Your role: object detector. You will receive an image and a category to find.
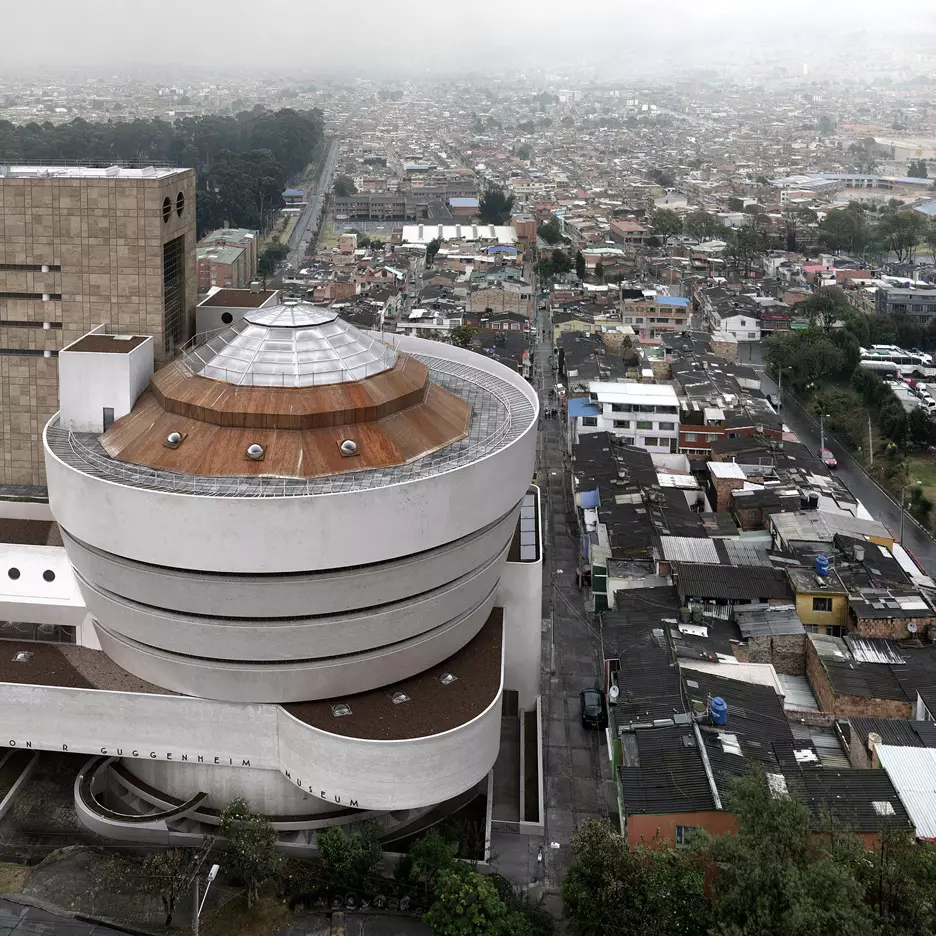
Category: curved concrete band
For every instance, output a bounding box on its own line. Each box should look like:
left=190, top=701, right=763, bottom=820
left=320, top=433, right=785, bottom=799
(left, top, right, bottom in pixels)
left=75, top=541, right=509, bottom=661
left=92, top=586, right=497, bottom=703
left=60, top=503, right=519, bottom=618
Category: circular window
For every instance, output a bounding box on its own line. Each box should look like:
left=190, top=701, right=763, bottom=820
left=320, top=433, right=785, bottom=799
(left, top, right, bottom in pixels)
left=176, top=191, right=185, bottom=217
left=43, top=570, right=55, bottom=583
left=162, top=197, right=172, bottom=223
left=7, top=568, right=19, bottom=580
left=221, top=312, right=234, bottom=325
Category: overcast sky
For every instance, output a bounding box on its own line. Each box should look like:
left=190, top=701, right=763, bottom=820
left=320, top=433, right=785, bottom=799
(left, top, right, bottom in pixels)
left=2, top=0, right=935, bottom=74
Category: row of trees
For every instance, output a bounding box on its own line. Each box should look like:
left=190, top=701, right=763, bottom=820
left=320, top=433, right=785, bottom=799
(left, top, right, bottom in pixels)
left=650, top=200, right=936, bottom=264
left=563, top=770, right=936, bottom=936
left=0, top=109, right=325, bottom=237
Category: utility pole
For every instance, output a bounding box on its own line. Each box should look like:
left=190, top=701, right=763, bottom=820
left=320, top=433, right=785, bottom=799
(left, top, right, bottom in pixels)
left=868, top=413, right=873, bottom=468
left=820, top=412, right=826, bottom=455
left=192, top=876, right=199, bottom=936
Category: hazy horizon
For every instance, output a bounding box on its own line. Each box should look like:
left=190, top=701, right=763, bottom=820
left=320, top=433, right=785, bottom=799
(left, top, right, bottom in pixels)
left=3, top=0, right=936, bottom=77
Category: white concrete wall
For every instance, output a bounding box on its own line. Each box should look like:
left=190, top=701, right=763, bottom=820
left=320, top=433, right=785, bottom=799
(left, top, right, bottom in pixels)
left=0, top=502, right=53, bottom=522
left=45, top=333, right=537, bottom=574
left=0, top=683, right=278, bottom=769
left=495, top=488, right=543, bottom=710
left=75, top=544, right=506, bottom=661
left=58, top=337, right=154, bottom=433
left=60, top=505, right=518, bottom=619
left=129, top=760, right=334, bottom=815
left=46, top=412, right=535, bottom=576
left=0, top=620, right=505, bottom=815
left=92, top=588, right=496, bottom=702
left=275, top=634, right=504, bottom=811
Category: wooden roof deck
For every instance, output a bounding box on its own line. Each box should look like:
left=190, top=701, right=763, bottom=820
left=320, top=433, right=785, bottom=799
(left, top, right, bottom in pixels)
left=151, top=354, right=430, bottom=430
left=102, top=379, right=471, bottom=480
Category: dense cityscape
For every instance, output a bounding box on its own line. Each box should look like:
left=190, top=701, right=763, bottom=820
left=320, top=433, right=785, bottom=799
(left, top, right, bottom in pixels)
left=6, top=8, right=936, bottom=935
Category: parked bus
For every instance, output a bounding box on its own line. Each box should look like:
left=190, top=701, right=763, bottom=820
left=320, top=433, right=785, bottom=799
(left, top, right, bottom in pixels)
left=859, top=348, right=936, bottom=378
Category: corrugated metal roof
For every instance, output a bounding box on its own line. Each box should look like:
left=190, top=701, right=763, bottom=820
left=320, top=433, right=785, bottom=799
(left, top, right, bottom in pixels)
left=778, top=674, right=819, bottom=712
left=846, top=636, right=906, bottom=666
left=876, top=745, right=936, bottom=839
left=658, top=536, right=719, bottom=564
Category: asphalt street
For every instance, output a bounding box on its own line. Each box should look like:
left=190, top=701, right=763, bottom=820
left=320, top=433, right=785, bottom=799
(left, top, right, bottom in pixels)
left=0, top=898, right=125, bottom=936
left=534, top=305, right=617, bottom=893
left=744, top=341, right=936, bottom=573
left=288, top=138, right=339, bottom=269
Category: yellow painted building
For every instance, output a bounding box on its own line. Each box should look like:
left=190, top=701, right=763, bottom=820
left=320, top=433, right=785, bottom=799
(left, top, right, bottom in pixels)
left=787, top=567, right=849, bottom=634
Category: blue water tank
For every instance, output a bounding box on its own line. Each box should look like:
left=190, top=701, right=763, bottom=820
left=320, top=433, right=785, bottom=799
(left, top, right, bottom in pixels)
left=710, top=696, right=728, bottom=726
left=816, top=554, right=830, bottom=577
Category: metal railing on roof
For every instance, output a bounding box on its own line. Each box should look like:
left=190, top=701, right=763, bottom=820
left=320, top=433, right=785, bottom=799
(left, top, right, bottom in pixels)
left=48, top=353, right=532, bottom=498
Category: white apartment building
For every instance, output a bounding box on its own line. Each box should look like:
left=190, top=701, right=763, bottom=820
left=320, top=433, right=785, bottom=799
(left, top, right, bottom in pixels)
left=574, top=381, right=680, bottom=454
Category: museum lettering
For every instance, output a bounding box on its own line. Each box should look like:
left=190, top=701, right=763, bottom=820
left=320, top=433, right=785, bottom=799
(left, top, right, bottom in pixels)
left=5, top=739, right=251, bottom=767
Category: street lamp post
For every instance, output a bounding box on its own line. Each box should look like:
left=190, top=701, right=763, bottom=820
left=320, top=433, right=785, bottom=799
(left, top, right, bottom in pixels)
left=776, top=365, right=791, bottom=413
left=819, top=412, right=830, bottom=456
left=192, top=864, right=220, bottom=936
left=900, top=480, right=922, bottom=545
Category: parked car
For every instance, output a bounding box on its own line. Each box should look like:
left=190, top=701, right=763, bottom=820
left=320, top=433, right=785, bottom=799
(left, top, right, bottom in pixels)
left=580, top=688, right=608, bottom=730
left=820, top=448, right=837, bottom=469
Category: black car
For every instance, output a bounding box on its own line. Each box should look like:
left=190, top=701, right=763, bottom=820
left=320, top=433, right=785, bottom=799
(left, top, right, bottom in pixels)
left=580, top=688, right=608, bottom=730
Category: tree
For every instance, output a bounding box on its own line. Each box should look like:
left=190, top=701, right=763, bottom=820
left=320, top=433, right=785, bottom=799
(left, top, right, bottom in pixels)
left=563, top=818, right=709, bottom=936
left=424, top=866, right=532, bottom=936
left=478, top=188, right=515, bottom=225
left=925, top=224, right=936, bottom=263
left=316, top=820, right=382, bottom=889
left=396, top=828, right=456, bottom=894
left=699, top=771, right=876, bottom=936
left=908, top=158, right=929, bottom=179
left=650, top=208, right=683, bottom=248
left=218, top=798, right=282, bottom=907
left=140, top=843, right=214, bottom=928
left=849, top=137, right=881, bottom=175
left=818, top=114, right=835, bottom=136
left=575, top=251, right=586, bottom=280
left=257, top=237, right=289, bottom=276
left=723, top=225, right=764, bottom=277
left=648, top=168, right=676, bottom=188
left=783, top=205, right=817, bottom=252
left=878, top=212, right=927, bottom=263
left=333, top=174, right=357, bottom=197
left=594, top=261, right=605, bottom=282
left=450, top=325, right=479, bottom=347
left=804, top=287, right=850, bottom=331
left=818, top=202, right=870, bottom=256
left=516, top=144, right=532, bottom=161
left=538, top=216, right=561, bottom=245
left=425, top=237, right=442, bottom=266
left=551, top=250, right=573, bottom=277
left=685, top=210, right=722, bottom=242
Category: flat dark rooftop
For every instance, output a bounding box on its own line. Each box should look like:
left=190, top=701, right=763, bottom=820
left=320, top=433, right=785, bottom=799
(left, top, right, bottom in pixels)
left=0, top=643, right=173, bottom=694
left=0, top=519, right=61, bottom=546
left=284, top=609, right=503, bottom=741
left=66, top=335, right=148, bottom=354
left=200, top=288, right=278, bottom=308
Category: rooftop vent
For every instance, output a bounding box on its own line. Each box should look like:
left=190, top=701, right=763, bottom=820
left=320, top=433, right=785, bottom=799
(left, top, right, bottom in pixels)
left=339, top=439, right=359, bottom=457
left=246, top=443, right=265, bottom=460
left=437, top=672, right=458, bottom=686
left=331, top=703, right=352, bottom=717
left=165, top=431, right=183, bottom=449
left=390, top=691, right=411, bottom=704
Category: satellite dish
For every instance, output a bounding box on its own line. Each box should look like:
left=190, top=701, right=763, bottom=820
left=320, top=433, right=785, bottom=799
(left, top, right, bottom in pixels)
left=908, top=622, right=918, bottom=634
left=609, top=684, right=620, bottom=702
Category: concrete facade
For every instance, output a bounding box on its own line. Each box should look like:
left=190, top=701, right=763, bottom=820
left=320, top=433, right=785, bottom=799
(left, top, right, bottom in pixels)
left=30, top=320, right=541, bottom=829
left=0, top=166, right=196, bottom=486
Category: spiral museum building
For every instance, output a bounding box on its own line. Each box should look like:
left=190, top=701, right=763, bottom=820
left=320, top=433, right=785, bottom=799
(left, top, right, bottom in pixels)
left=0, top=299, right=541, bottom=845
